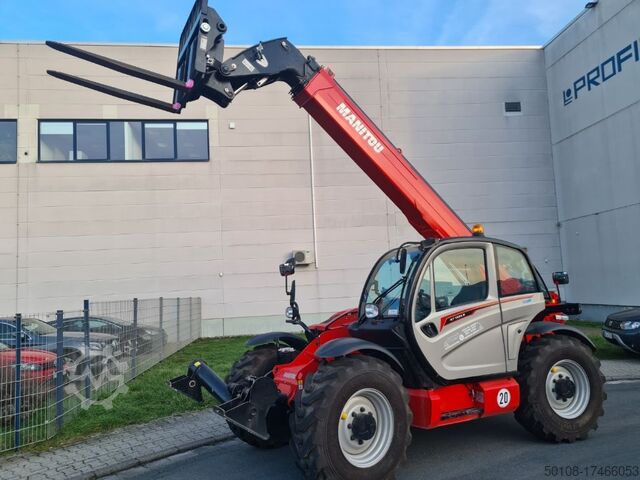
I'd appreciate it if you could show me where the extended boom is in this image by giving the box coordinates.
[46,1,470,239]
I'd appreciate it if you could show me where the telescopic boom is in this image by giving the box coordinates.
[46,1,471,239]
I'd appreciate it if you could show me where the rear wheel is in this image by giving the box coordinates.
[224,344,298,448]
[516,335,605,442]
[290,356,411,480]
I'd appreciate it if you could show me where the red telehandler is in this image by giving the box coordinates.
[47,2,604,478]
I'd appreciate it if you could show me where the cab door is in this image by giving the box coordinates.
[411,242,507,380]
[494,244,546,371]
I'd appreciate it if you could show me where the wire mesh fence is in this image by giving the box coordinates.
[0,296,201,453]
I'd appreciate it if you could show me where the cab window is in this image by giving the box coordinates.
[433,248,487,311]
[495,245,538,297]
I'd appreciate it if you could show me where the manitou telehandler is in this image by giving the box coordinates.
[47,2,605,478]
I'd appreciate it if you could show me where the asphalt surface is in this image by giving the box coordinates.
[108,382,640,480]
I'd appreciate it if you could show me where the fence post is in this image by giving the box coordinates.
[13,313,22,451]
[83,300,91,401]
[176,298,181,343]
[132,298,138,378]
[159,297,164,354]
[55,310,64,431]
[189,297,193,340]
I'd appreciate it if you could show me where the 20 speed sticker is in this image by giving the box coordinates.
[497,388,511,408]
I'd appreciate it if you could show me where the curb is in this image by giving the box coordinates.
[606,376,640,382]
[68,433,234,480]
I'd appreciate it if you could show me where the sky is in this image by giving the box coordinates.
[0,0,588,46]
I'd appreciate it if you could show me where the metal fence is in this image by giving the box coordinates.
[0,296,201,453]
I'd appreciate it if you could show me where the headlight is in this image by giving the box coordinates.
[285,306,294,320]
[621,321,640,330]
[365,304,379,319]
[89,342,103,351]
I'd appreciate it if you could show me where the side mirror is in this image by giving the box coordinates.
[279,258,296,277]
[398,248,408,275]
[552,272,569,285]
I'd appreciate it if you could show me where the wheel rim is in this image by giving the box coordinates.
[545,359,590,419]
[337,388,394,469]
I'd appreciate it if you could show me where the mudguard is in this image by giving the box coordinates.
[246,331,308,351]
[315,337,404,372]
[526,322,596,350]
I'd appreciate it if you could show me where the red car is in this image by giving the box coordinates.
[0,341,57,424]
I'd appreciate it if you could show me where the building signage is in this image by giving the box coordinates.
[563,38,640,106]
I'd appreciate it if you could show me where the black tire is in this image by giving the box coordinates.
[290,356,412,480]
[224,344,298,448]
[515,335,606,442]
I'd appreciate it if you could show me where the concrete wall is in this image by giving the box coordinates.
[0,42,560,334]
[545,0,640,318]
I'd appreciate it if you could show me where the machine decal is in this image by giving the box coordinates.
[444,321,483,351]
[440,294,536,330]
[497,388,511,408]
[242,58,256,72]
[440,301,499,329]
[336,103,385,154]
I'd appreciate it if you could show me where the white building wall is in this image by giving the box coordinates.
[0,42,561,334]
[545,0,640,317]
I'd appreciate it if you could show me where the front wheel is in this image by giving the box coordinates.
[290,356,412,480]
[516,335,606,442]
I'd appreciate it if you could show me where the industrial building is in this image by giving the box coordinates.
[0,0,637,334]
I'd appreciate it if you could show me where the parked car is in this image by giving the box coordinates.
[0,317,123,378]
[54,316,167,356]
[602,308,640,354]
[0,341,57,425]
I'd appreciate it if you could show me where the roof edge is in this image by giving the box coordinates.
[0,40,543,50]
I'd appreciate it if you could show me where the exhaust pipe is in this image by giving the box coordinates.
[169,360,231,403]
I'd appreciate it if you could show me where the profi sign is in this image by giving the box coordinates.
[563,38,640,106]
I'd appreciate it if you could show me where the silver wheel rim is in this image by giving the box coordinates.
[337,388,394,469]
[545,359,590,419]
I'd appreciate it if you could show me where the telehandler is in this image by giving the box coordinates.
[47,2,605,478]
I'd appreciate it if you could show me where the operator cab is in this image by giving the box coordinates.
[353,237,547,384]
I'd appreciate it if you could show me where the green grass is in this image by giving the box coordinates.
[567,320,637,360]
[19,337,252,453]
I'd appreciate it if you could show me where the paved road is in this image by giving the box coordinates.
[108,382,640,480]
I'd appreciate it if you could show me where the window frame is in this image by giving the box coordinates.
[38,119,210,163]
[0,119,18,164]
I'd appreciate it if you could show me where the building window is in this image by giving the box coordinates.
[109,122,142,161]
[38,120,209,162]
[144,123,175,160]
[0,120,18,164]
[76,122,108,160]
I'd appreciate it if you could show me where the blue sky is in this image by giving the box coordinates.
[0,0,587,46]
